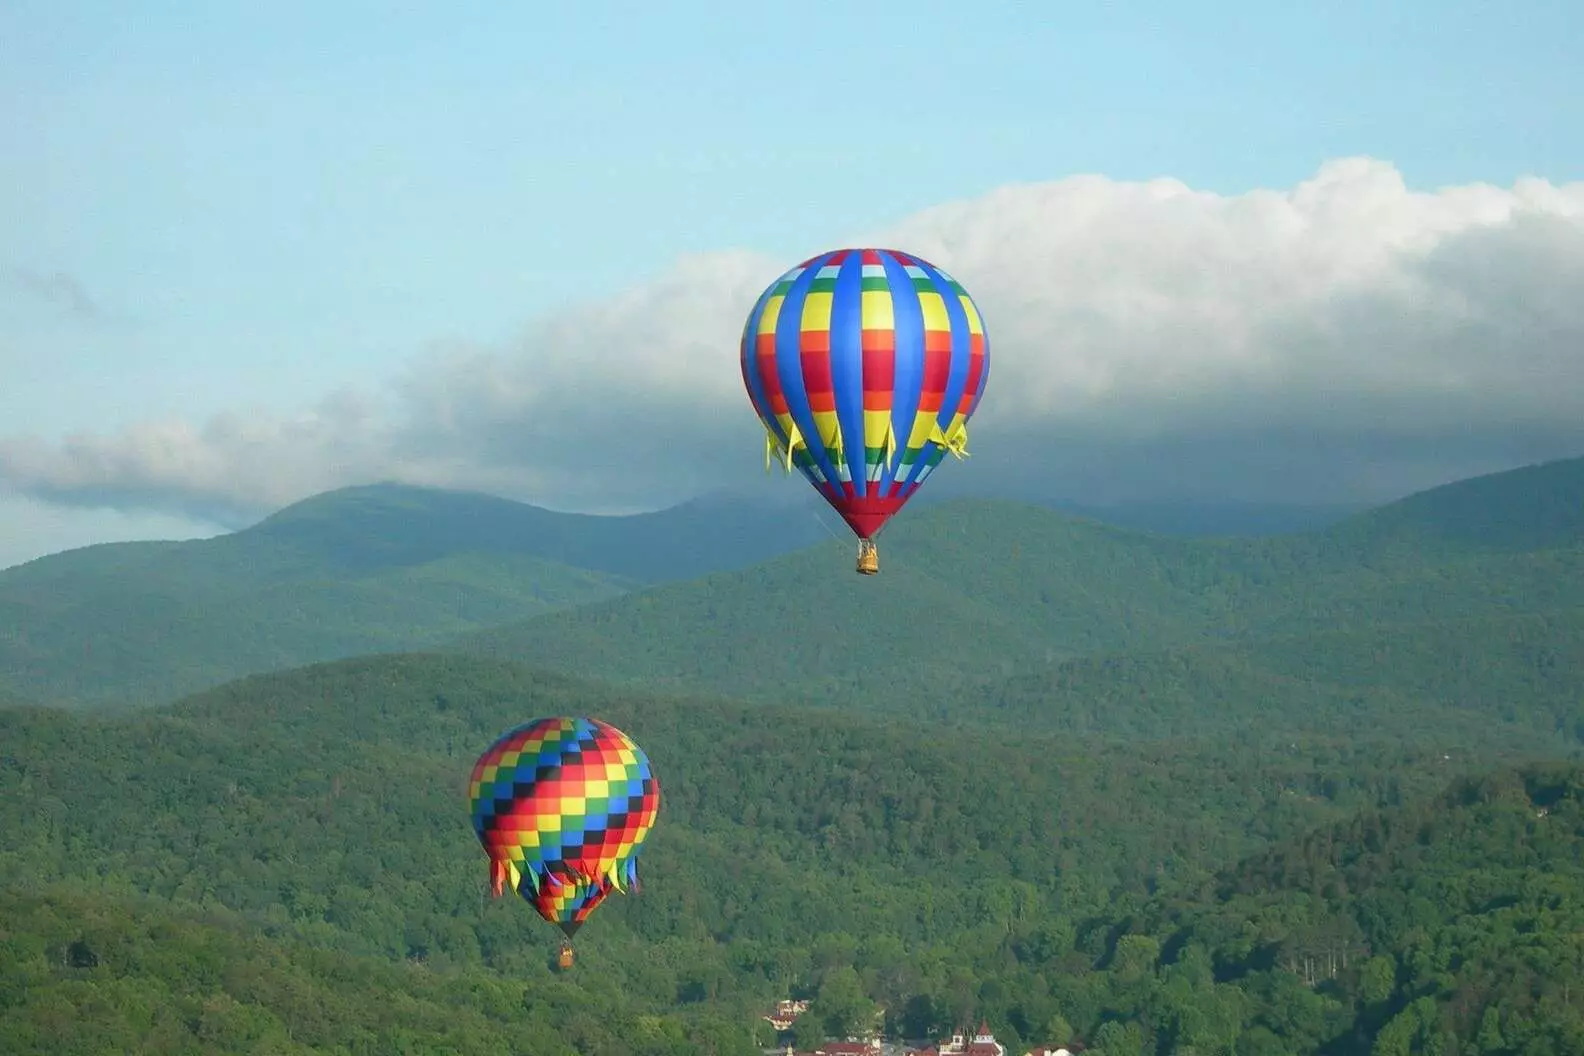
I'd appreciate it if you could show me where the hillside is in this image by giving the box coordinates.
[6,455,1583,714]
[3,652,1580,1053]
[455,459,1584,711]
[456,500,1243,706]
[1323,455,1584,557]
[974,608,1584,745]
[0,482,824,708]
[244,482,829,583]
[1124,763,1584,1054]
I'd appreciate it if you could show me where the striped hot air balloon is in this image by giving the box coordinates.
[740,247,991,574]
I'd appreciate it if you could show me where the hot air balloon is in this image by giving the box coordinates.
[468,716,660,969]
[740,247,991,575]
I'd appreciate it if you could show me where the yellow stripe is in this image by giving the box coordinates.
[772,412,799,445]
[756,295,785,336]
[959,295,983,335]
[918,291,950,331]
[860,289,894,330]
[813,410,843,456]
[801,292,834,331]
[862,409,890,451]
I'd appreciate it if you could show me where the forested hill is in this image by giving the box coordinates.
[455,457,1584,713]
[972,608,1584,745]
[2,651,1581,1053]
[0,482,824,708]
[4,456,1581,713]
[1322,455,1584,557]
[243,483,829,583]
[1131,763,1584,1054]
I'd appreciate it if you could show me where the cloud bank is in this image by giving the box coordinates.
[4,158,1583,526]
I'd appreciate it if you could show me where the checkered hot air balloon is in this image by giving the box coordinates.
[740,247,991,575]
[468,717,660,967]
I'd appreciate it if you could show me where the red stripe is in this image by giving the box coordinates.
[862,348,894,410]
[756,347,788,415]
[921,346,952,392]
[800,348,835,413]
[798,328,830,353]
[799,349,833,393]
[955,346,985,417]
[861,248,881,265]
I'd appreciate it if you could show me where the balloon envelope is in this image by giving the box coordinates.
[468,716,660,938]
[740,247,991,541]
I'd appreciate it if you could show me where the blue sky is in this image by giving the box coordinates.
[3,1,1584,566]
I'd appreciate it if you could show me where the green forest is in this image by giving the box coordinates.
[3,457,1584,1054]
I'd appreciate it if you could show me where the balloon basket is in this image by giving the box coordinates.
[856,539,879,575]
[558,943,575,970]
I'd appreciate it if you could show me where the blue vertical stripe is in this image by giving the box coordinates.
[739,285,781,444]
[916,258,974,436]
[773,252,843,488]
[881,249,923,492]
[828,252,866,488]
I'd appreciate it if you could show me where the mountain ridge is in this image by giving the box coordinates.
[4,455,1582,712]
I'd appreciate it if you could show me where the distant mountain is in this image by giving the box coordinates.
[6,456,1583,713]
[973,609,1584,747]
[910,487,1366,538]
[1046,498,1366,538]
[1325,454,1584,556]
[246,482,830,584]
[457,500,1234,706]
[456,458,1584,710]
[0,482,824,708]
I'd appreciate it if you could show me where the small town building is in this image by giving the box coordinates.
[908,1020,1008,1056]
[764,999,811,1032]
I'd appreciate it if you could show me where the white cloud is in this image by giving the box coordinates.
[3,157,1583,527]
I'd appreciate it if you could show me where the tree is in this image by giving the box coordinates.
[817,966,880,1040]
